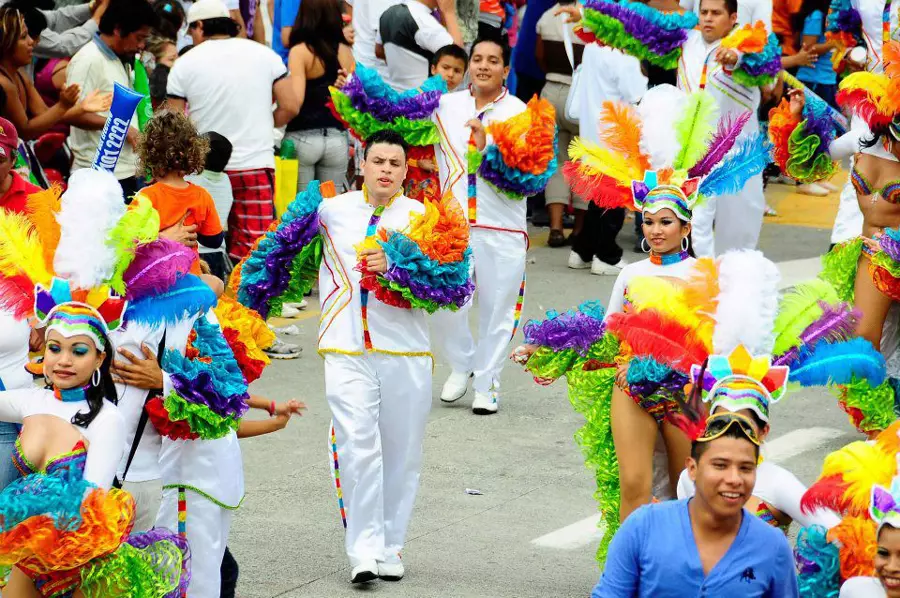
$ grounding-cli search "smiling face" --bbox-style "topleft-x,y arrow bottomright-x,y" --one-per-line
44,330 -> 105,390
688,436 -> 757,519
469,40 -> 509,95
362,142 -> 407,201
877,526 -> 900,597
12,17 -> 33,67
699,0 -> 736,43
641,208 -> 691,254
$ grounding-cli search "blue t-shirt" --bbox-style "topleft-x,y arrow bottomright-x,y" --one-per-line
592,500 -> 799,598
273,0 -> 302,64
796,11 -> 837,85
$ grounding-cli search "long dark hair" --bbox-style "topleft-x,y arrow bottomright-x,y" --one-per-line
46,331 -> 119,428
792,0 -> 830,51
288,0 -> 346,69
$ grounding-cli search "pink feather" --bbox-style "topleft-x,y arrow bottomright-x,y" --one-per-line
688,111 -> 752,178
124,239 -> 195,301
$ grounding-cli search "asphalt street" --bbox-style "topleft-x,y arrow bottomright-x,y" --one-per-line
231,182 -> 862,597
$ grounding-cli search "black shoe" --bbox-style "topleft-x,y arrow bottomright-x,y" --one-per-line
548,229 -> 567,247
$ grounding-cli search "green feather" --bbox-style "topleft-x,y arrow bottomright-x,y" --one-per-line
672,91 -> 718,171
772,279 -> 839,356
105,196 -> 160,295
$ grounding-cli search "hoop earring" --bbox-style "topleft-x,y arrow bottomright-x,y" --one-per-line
91,369 -> 101,387
640,238 -> 651,253
681,236 -> 689,251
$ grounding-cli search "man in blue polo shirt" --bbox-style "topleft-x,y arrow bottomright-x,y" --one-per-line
593,412 -> 799,598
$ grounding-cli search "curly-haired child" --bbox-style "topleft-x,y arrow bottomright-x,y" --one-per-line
136,110 -> 224,276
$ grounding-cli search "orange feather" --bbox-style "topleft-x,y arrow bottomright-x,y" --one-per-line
828,517 -> 877,579
683,257 -> 719,319
25,185 -> 62,269
598,101 -> 650,172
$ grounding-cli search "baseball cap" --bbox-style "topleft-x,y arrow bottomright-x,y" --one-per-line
0,117 -> 18,159
187,0 -> 230,24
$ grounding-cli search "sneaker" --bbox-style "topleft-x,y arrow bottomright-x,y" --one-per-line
797,183 -> 829,197
440,371 -> 472,403
350,561 -> 378,584
472,390 -> 499,414
567,250 -> 591,270
272,324 -> 302,336
284,299 -> 308,310
591,257 -> 627,276
764,204 -> 778,216
280,305 -> 301,318
547,229 -> 567,248
377,560 -> 404,581
263,338 -> 302,360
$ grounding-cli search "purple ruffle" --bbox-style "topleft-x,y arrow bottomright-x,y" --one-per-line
630,371 -> 688,398
802,112 -> 836,159
831,9 -> 862,34
242,211 -> 319,316
170,371 -> 249,419
584,0 -> 689,55
881,233 -> 900,262
381,267 -> 474,308
740,56 -> 782,78
522,311 -> 605,355
127,528 -> 191,598
343,76 -> 442,122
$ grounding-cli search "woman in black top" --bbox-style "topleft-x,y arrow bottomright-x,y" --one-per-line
285,0 -> 355,194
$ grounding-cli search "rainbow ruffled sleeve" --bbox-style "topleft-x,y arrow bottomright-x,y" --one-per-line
720,22 -> 782,88
578,0 -> 698,69
471,96 -> 558,201
328,62 -> 446,147
768,98 -> 837,183
148,315 -> 250,441
359,198 -> 474,313
826,0 -> 863,63
232,181 -> 324,320
214,295 -> 274,385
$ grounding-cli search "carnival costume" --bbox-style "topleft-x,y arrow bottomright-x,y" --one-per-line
232,180 -> 472,570
0,169 -> 190,597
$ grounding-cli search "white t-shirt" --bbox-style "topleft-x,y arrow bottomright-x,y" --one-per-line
352,0 -> 393,77
577,45 -> 647,142
66,37 -> 138,179
175,0 -> 241,51
840,577 -> 886,597
0,311 -> 31,391
167,37 -> 287,171
535,3 -> 584,84
379,0 -> 454,92
186,170 -> 233,254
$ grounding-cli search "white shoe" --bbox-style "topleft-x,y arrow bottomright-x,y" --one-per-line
567,250 -> 591,270
819,180 -> 839,192
377,560 -> 404,581
284,299 -> 308,310
797,183 -> 829,197
279,305 -> 301,318
350,561 -> 378,584
440,371 -> 471,403
591,257 -> 626,276
472,390 -> 499,415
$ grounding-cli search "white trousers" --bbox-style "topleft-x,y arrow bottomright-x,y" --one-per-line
431,228 -> 527,393
831,172 -> 864,244
157,486 -> 233,598
123,477 -> 163,532
325,353 -> 433,566
691,174 -> 765,257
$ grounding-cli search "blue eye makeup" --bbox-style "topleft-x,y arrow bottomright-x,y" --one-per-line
47,344 -> 61,354
73,345 -> 90,357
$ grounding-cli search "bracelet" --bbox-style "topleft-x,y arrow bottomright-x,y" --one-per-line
267,400 -> 276,417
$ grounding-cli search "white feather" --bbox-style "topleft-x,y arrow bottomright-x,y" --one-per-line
53,169 -> 127,289
636,84 -> 686,170
712,250 -> 781,355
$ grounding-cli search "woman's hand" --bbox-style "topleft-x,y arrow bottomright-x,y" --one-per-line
334,68 -> 350,89
509,344 -> 537,366
111,344 -> 164,389
59,83 -> 81,109
615,363 -> 629,389
160,212 -> 199,247
275,399 -> 307,416
862,235 -> 881,254
360,248 -> 388,273
80,89 -> 113,114
787,88 -> 805,117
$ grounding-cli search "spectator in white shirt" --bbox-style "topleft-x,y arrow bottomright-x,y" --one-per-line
376,0 -> 462,92
351,0 -> 393,77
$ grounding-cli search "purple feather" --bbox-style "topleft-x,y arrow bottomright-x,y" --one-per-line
522,311 -> 605,354
343,76 -> 442,122
774,302 -> 860,366
689,112 -> 751,177
585,1 -> 688,55
124,239 -> 195,301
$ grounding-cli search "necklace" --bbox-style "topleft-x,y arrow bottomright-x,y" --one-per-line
650,250 -> 690,265
53,384 -> 90,403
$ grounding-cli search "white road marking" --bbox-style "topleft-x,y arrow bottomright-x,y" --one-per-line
532,426 -> 845,550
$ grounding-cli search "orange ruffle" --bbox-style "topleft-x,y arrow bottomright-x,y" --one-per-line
485,96 -> 557,175
721,21 -> 768,53
214,295 -> 273,383
400,197 -> 470,264
767,99 -> 800,175
871,263 -> 900,301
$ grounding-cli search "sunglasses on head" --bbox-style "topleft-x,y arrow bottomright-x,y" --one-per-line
696,412 -> 760,446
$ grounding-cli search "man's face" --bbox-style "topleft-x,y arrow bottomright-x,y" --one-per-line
469,41 -> 508,94
432,57 -> 466,91
117,25 -> 152,55
362,143 -> 407,198
189,22 -> 204,45
688,436 -> 757,519
0,151 -> 14,184
699,0 -> 736,43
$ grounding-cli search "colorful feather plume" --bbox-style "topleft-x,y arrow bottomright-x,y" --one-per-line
24,185 -> 61,268
624,275 -> 715,346
123,239 -> 195,302
829,516 -> 877,580
772,279 -> 840,356
688,111 -> 751,178
790,338 -> 886,388
523,301 -> 606,355
721,23 -> 782,87
775,301 -> 860,367
683,257 -> 719,318
606,310 -> 710,374
0,210 -> 53,287
104,196 -> 160,296
698,133 -> 772,199
672,91 -> 718,171
0,272 -> 37,319
598,101 -> 650,172
712,250 -> 780,355
836,70 -> 896,131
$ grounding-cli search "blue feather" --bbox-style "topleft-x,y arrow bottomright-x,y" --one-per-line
698,133 -> 772,199
124,275 -> 217,328
790,337 -> 887,387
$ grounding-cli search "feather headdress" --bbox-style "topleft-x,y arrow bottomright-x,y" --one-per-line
837,42 -> 900,131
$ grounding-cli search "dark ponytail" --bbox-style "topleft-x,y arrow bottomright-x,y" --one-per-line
71,332 -> 119,428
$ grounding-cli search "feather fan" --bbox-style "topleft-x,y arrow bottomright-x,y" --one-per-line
124,274 -> 217,327
562,162 -> 633,209
124,239 -> 195,302
801,474 -> 848,516
712,250 -> 780,355
104,196 -> 160,295
790,338 -> 886,388
698,133 -> 772,199
568,138 -> 641,186
775,302 -> 860,367
0,210 -> 52,285
688,111 -> 752,177
672,91 -> 718,171
625,276 -> 714,346
0,273 -> 36,319
598,101 -> 650,171
637,84 -> 686,169
606,310 -> 710,374
772,279 -> 840,356
817,440 -> 897,516
682,257 -> 719,318
53,169 -> 126,289
24,185 -> 61,268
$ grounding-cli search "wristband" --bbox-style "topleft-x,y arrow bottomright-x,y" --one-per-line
267,401 -> 276,417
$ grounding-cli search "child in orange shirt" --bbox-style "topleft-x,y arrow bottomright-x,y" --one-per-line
136,110 -> 224,277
